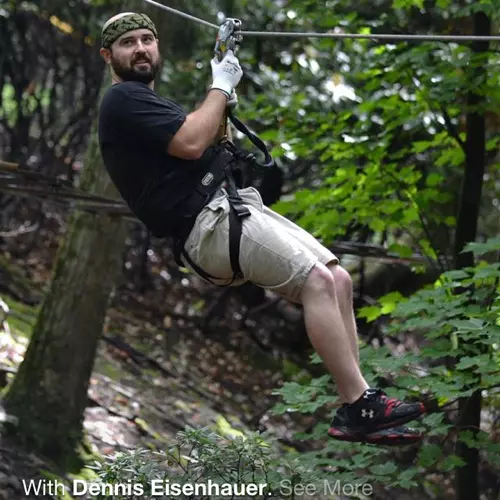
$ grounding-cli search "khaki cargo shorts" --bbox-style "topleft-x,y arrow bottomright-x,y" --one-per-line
181,187 -> 338,303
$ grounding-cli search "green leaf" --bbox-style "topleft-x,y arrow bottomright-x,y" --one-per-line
455,356 -> 479,370
412,140 -> 432,153
477,325 -> 500,345
379,291 -> 404,314
388,243 -> 414,258
449,318 -> 485,332
442,454 -> 466,471
352,452 -> 372,468
369,461 -> 397,476
459,430 -> 490,448
473,264 -> 500,280
474,357 -> 499,375
358,306 -> 382,322
369,218 -> 386,232
421,412 -> 446,428
435,147 -> 465,167
418,444 -> 442,467
444,269 -> 470,280
396,467 -> 419,489
487,443 -> 500,454
426,173 -> 442,187
462,237 -> 500,256
380,291 -> 404,305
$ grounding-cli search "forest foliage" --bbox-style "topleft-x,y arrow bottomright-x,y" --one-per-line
1,0 -> 499,498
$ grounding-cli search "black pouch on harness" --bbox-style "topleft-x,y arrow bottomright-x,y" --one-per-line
173,143 -> 251,285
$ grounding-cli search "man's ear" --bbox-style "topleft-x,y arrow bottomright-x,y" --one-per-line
100,47 -> 112,64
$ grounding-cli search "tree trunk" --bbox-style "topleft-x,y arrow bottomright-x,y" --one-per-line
4,75 -> 128,465
454,12 -> 490,500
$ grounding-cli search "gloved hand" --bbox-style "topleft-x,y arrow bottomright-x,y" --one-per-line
205,86 -> 237,108
210,50 -> 243,98
227,90 -> 238,109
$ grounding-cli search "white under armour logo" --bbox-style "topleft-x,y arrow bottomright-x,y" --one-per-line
361,409 -> 375,419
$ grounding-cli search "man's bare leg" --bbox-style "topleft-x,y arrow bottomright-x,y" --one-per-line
300,263 -> 369,403
328,264 -> 360,363
305,262 -> 426,444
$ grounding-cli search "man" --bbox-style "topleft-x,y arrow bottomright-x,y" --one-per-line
98,12 -> 427,445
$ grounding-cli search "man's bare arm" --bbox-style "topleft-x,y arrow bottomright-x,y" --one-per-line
167,50 -> 242,161
167,90 -> 228,160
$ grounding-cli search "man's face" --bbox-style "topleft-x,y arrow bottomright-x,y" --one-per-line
104,28 -> 161,84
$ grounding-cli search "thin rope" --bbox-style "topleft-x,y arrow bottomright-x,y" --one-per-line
141,0 -> 500,43
240,30 -> 500,42
140,0 -> 218,30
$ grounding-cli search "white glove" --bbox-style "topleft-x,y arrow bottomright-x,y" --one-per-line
227,90 -> 238,109
210,50 -> 243,98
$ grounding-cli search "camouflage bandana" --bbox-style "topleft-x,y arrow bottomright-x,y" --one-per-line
101,13 -> 157,49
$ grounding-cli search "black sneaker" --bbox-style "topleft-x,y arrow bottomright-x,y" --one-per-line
328,388 -> 426,444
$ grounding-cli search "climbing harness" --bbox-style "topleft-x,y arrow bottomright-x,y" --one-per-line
173,141 -> 254,285
173,19 -> 273,286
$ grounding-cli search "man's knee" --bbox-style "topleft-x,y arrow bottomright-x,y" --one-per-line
301,263 -> 335,299
330,265 -> 353,297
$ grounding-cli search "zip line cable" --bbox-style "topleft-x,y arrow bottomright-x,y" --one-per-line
140,0 -> 218,29
142,0 -> 500,43
238,31 -> 500,42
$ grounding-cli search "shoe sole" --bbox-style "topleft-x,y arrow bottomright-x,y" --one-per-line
365,427 -> 422,446
328,426 -> 423,446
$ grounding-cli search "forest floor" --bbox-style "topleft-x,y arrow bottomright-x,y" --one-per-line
0,271 -> 323,500
0,229 -> 479,500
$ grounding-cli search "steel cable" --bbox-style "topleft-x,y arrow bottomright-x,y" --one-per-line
141,0 -> 500,43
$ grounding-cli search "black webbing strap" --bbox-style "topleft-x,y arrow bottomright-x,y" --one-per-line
173,146 -> 251,286
227,109 -> 274,168
226,172 -> 250,279
179,195 -> 249,285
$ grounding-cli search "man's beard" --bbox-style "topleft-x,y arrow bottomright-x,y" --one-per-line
111,54 -> 160,84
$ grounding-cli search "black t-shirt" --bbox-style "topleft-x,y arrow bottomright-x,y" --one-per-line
98,81 -> 214,237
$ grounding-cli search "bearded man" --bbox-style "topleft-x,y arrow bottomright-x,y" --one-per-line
97,12 -> 427,445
